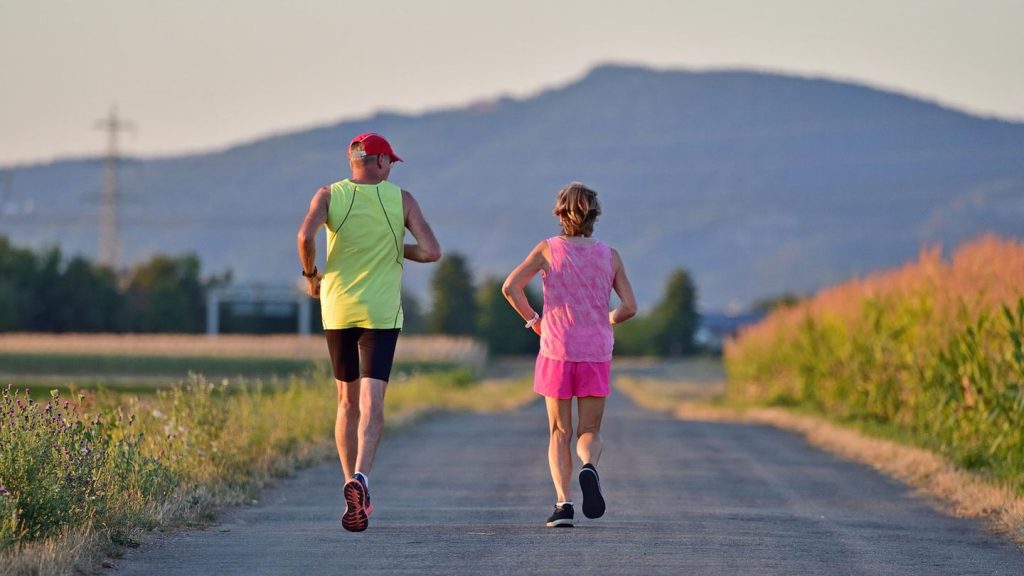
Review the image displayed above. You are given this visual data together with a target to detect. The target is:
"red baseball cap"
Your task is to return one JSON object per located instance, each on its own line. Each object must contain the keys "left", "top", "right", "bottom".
{"left": 349, "top": 132, "right": 403, "bottom": 163}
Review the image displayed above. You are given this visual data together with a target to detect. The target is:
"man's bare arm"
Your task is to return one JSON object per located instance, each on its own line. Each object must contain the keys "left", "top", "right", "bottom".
{"left": 296, "top": 186, "right": 330, "bottom": 298}
{"left": 402, "top": 189, "right": 441, "bottom": 263}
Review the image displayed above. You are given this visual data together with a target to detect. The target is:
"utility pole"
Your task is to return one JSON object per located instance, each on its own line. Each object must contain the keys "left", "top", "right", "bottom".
{"left": 95, "top": 105, "right": 133, "bottom": 268}
{"left": 0, "top": 170, "right": 11, "bottom": 214}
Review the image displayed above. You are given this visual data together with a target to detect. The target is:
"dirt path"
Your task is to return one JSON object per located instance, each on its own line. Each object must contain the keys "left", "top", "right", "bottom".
{"left": 110, "top": 380, "right": 1022, "bottom": 575}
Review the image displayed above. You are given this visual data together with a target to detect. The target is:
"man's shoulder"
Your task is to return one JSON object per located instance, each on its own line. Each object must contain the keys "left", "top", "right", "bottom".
{"left": 321, "top": 179, "right": 356, "bottom": 197}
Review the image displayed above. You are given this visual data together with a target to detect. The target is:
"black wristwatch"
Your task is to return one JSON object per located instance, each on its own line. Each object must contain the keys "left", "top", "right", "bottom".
{"left": 301, "top": 266, "right": 318, "bottom": 278}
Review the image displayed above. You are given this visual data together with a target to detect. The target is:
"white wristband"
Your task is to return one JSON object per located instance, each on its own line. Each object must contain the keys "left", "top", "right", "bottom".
{"left": 524, "top": 313, "right": 540, "bottom": 329}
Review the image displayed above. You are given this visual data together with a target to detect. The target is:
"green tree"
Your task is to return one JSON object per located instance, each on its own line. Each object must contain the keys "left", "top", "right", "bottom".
{"left": 123, "top": 254, "right": 206, "bottom": 332}
{"left": 750, "top": 292, "right": 805, "bottom": 314}
{"left": 53, "top": 257, "right": 122, "bottom": 332}
{"left": 401, "top": 290, "right": 425, "bottom": 334}
{"left": 27, "top": 247, "right": 62, "bottom": 331}
{"left": 649, "top": 268, "right": 699, "bottom": 356}
{"left": 613, "top": 315, "right": 655, "bottom": 356}
{"left": 476, "top": 277, "right": 541, "bottom": 355}
{"left": 0, "top": 236, "right": 39, "bottom": 330}
{"left": 427, "top": 252, "right": 477, "bottom": 335}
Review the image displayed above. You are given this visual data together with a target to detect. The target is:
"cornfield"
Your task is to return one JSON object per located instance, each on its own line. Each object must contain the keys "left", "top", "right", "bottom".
{"left": 725, "top": 234, "right": 1024, "bottom": 484}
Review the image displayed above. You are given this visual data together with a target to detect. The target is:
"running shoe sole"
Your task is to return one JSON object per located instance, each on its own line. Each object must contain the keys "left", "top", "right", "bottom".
{"left": 579, "top": 468, "right": 606, "bottom": 519}
{"left": 546, "top": 518, "right": 574, "bottom": 528}
{"left": 342, "top": 479, "right": 370, "bottom": 532}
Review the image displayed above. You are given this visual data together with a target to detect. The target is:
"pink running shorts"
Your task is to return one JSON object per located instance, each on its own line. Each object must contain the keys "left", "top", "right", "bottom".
{"left": 534, "top": 354, "right": 611, "bottom": 399}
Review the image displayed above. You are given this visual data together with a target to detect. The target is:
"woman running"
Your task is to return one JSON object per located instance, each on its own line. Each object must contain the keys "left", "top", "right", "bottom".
{"left": 502, "top": 181, "right": 638, "bottom": 527}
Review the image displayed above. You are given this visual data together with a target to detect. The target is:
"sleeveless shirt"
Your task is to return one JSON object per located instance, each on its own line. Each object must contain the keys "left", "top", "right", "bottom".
{"left": 320, "top": 179, "right": 404, "bottom": 329}
{"left": 539, "top": 236, "right": 615, "bottom": 362}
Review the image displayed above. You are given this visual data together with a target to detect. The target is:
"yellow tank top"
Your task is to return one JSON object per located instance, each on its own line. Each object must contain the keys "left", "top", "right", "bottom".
{"left": 321, "top": 179, "right": 404, "bottom": 329}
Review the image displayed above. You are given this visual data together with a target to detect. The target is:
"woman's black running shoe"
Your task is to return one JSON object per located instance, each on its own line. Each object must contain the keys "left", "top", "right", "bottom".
{"left": 579, "top": 464, "right": 605, "bottom": 519}
{"left": 545, "top": 503, "right": 574, "bottom": 527}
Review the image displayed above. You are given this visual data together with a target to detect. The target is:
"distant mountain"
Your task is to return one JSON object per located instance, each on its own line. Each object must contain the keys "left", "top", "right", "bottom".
{"left": 2, "top": 64, "right": 1023, "bottom": 311}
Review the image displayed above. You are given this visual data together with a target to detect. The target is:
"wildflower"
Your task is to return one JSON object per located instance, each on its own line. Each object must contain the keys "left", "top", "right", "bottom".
{"left": 0, "top": 486, "right": 7, "bottom": 496}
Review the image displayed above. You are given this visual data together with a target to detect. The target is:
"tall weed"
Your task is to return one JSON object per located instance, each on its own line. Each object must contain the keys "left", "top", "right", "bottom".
{"left": 0, "top": 364, "right": 522, "bottom": 564}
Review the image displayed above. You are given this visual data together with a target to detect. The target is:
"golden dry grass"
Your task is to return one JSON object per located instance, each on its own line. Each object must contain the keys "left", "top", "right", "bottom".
{"left": 0, "top": 333, "right": 488, "bottom": 372}
{"left": 728, "top": 235, "right": 1024, "bottom": 357}
{"left": 615, "top": 365, "right": 1024, "bottom": 544}
{"left": 0, "top": 525, "right": 102, "bottom": 576}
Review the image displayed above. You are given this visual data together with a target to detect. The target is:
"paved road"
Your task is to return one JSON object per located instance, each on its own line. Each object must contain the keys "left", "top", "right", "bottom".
{"left": 112, "top": 388, "right": 1023, "bottom": 575}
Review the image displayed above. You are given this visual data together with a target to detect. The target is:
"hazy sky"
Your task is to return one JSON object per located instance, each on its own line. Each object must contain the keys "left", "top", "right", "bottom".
{"left": 1, "top": 0, "right": 1022, "bottom": 166}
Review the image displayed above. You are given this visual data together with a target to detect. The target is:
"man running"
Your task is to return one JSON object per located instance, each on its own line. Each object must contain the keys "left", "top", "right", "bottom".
{"left": 297, "top": 132, "right": 441, "bottom": 532}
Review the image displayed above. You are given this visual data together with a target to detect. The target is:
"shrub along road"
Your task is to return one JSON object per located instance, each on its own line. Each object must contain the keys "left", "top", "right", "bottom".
{"left": 111, "top": 383, "right": 1022, "bottom": 575}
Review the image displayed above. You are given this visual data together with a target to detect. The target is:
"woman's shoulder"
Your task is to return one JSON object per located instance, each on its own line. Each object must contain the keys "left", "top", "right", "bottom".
{"left": 542, "top": 236, "right": 565, "bottom": 250}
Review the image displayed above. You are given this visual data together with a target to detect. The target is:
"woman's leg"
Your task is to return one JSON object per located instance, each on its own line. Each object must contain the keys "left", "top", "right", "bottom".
{"left": 544, "top": 396, "right": 574, "bottom": 502}
{"left": 576, "top": 396, "right": 606, "bottom": 465}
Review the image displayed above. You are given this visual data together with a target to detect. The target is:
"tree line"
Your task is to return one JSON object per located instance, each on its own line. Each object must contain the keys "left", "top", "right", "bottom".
{"left": 0, "top": 236, "right": 699, "bottom": 355}
{"left": 0, "top": 236, "right": 220, "bottom": 333}
{"left": 416, "top": 253, "right": 699, "bottom": 356}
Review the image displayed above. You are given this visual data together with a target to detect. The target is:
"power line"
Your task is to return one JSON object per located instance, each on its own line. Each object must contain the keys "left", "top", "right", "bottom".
{"left": 95, "top": 106, "right": 134, "bottom": 268}
{"left": 1, "top": 213, "right": 296, "bottom": 228}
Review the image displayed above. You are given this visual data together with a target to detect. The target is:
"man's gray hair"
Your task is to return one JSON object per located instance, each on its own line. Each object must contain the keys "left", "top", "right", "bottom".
{"left": 349, "top": 142, "right": 380, "bottom": 164}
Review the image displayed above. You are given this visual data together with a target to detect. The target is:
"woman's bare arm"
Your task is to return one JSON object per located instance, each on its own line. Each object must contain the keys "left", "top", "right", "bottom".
{"left": 502, "top": 241, "right": 549, "bottom": 335}
{"left": 609, "top": 248, "right": 638, "bottom": 324}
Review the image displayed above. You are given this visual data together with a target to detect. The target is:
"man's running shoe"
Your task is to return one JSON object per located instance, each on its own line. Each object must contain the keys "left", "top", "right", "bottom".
{"left": 579, "top": 463, "right": 605, "bottom": 519}
{"left": 545, "top": 503, "right": 574, "bottom": 528}
{"left": 342, "top": 474, "right": 372, "bottom": 532}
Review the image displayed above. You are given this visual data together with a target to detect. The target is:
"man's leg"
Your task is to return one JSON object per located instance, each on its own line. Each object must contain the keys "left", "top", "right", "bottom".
{"left": 544, "top": 396, "right": 574, "bottom": 503}
{"left": 326, "top": 328, "right": 361, "bottom": 481}
{"left": 353, "top": 377, "right": 387, "bottom": 475}
{"left": 341, "top": 328, "right": 397, "bottom": 533}
{"left": 342, "top": 377, "right": 385, "bottom": 533}
{"left": 335, "top": 378, "right": 360, "bottom": 480}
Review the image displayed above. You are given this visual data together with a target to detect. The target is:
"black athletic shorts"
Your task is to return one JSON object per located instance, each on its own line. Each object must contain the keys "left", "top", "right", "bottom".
{"left": 324, "top": 328, "right": 401, "bottom": 382}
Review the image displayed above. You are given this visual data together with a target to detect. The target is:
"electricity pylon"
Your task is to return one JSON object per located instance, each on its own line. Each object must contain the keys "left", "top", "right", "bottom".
{"left": 95, "top": 106, "right": 133, "bottom": 268}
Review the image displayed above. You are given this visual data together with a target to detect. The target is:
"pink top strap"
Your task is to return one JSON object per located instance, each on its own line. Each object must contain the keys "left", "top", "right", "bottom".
{"left": 539, "top": 236, "right": 615, "bottom": 362}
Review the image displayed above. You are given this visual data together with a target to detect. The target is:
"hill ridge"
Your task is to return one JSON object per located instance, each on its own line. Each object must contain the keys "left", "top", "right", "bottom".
{"left": 2, "top": 64, "right": 1022, "bottom": 310}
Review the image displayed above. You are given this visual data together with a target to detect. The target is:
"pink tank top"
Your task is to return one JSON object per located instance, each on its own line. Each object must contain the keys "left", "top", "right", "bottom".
{"left": 539, "top": 236, "right": 615, "bottom": 362}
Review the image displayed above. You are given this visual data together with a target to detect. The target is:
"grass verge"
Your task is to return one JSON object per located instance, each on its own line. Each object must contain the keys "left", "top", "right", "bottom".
{"left": 0, "top": 366, "right": 533, "bottom": 575}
